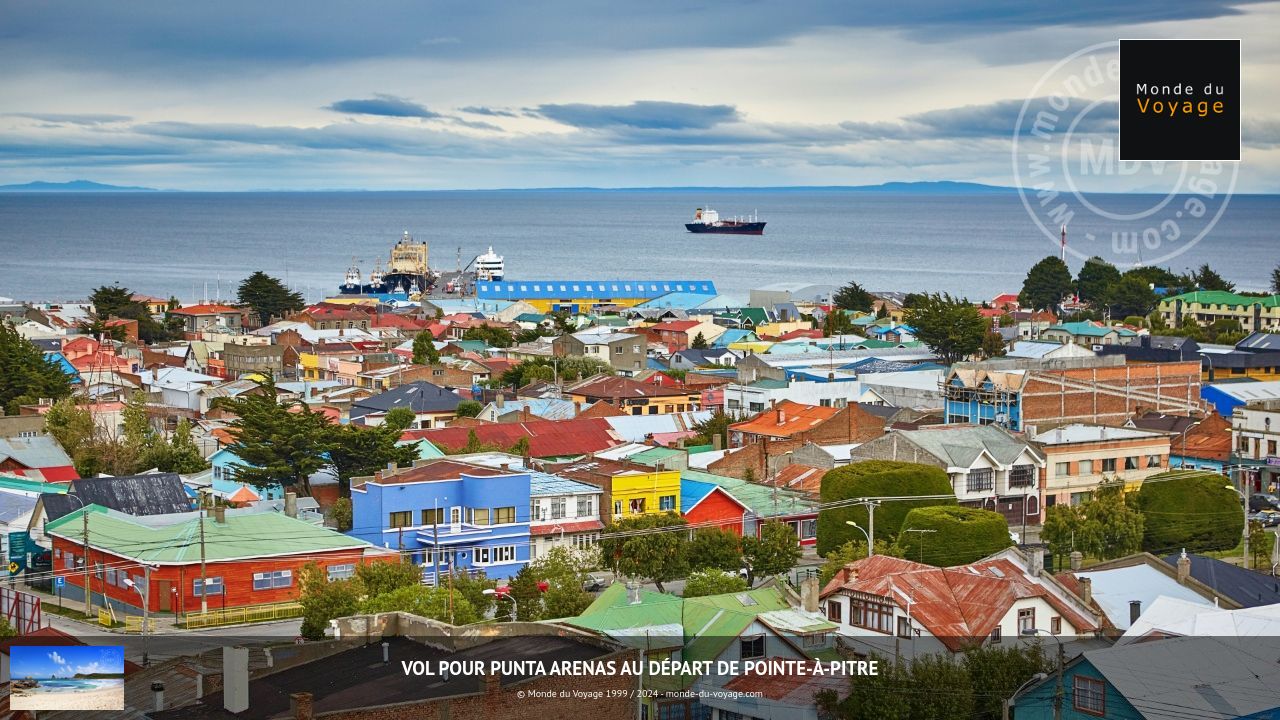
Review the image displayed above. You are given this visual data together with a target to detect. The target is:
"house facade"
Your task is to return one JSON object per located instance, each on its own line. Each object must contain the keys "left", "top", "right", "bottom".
{"left": 553, "top": 329, "right": 646, "bottom": 374}
{"left": 1031, "top": 424, "right": 1171, "bottom": 517}
{"left": 1157, "top": 290, "right": 1280, "bottom": 332}
{"left": 566, "top": 375, "right": 701, "bottom": 415}
{"left": 1231, "top": 398, "right": 1280, "bottom": 493}
{"left": 551, "top": 458, "right": 683, "bottom": 520}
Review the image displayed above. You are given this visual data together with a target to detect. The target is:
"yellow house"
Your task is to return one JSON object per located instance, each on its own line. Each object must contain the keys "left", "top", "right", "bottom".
{"left": 729, "top": 340, "right": 775, "bottom": 354}
{"left": 756, "top": 320, "right": 811, "bottom": 338}
{"left": 1158, "top": 290, "right": 1280, "bottom": 332}
{"left": 297, "top": 351, "right": 322, "bottom": 381}
{"left": 557, "top": 460, "right": 682, "bottom": 520}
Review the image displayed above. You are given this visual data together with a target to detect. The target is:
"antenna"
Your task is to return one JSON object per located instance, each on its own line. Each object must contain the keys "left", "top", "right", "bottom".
{"left": 1060, "top": 225, "right": 1067, "bottom": 263}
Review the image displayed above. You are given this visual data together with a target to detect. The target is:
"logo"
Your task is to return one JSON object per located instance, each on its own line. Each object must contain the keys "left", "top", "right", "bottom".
{"left": 1012, "top": 41, "right": 1237, "bottom": 267}
{"left": 1120, "top": 39, "right": 1240, "bottom": 161}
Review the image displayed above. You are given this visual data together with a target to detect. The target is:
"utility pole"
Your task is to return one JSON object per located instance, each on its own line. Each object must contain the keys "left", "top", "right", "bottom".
{"left": 199, "top": 513, "right": 208, "bottom": 614}
{"left": 82, "top": 508, "right": 92, "bottom": 617}
{"left": 854, "top": 499, "right": 881, "bottom": 556}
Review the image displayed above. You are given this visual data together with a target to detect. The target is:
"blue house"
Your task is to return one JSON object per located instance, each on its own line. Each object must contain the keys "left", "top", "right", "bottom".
{"left": 1014, "top": 636, "right": 1280, "bottom": 719}
{"left": 208, "top": 447, "right": 285, "bottom": 501}
{"left": 348, "top": 459, "right": 531, "bottom": 581}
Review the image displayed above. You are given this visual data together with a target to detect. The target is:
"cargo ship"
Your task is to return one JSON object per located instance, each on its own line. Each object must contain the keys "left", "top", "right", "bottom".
{"left": 338, "top": 231, "right": 439, "bottom": 295}
{"left": 685, "top": 208, "right": 766, "bottom": 235}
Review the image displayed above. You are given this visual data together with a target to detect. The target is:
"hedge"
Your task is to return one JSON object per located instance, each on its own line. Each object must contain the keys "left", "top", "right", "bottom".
{"left": 895, "top": 506, "right": 1013, "bottom": 566}
{"left": 817, "top": 461, "right": 955, "bottom": 556}
{"left": 1133, "top": 470, "right": 1244, "bottom": 554}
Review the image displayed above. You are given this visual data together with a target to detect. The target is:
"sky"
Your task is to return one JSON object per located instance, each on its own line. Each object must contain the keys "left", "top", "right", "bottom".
{"left": 1, "top": 1, "right": 1278, "bottom": 191}
{"left": 10, "top": 645, "right": 124, "bottom": 679}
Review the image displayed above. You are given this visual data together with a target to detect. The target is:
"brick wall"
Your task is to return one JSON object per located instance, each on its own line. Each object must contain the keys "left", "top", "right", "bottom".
{"left": 725, "top": 404, "right": 887, "bottom": 478}
{"left": 1021, "top": 361, "right": 1203, "bottom": 431}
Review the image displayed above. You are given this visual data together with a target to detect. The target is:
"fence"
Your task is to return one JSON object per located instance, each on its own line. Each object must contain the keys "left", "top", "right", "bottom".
{"left": 124, "top": 616, "right": 157, "bottom": 633}
{"left": 182, "top": 601, "right": 303, "bottom": 629}
{"left": 0, "top": 586, "right": 41, "bottom": 635}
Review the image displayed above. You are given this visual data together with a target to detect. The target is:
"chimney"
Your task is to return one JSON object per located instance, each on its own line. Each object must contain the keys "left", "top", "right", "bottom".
{"left": 1176, "top": 549, "right": 1191, "bottom": 584}
{"left": 496, "top": 393, "right": 505, "bottom": 409}
{"left": 483, "top": 674, "right": 501, "bottom": 695}
{"left": 1029, "top": 547, "right": 1044, "bottom": 577}
{"left": 214, "top": 506, "right": 226, "bottom": 524}
{"left": 522, "top": 406, "right": 532, "bottom": 422}
{"left": 499, "top": 462, "right": 510, "bottom": 471}
{"left": 151, "top": 682, "right": 165, "bottom": 712}
{"left": 1129, "top": 600, "right": 1142, "bottom": 625}
{"left": 574, "top": 401, "right": 582, "bottom": 417}
{"left": 776, "top": 408, "right": 785, "bottom": 425}
{"left": 290, "top": 692, "right": 315, "bottom": 720}
{"left": 627, "top": 581, "right": 642, "bottom": 605}
{"left": 382, "top": 641, "right": 390, "bottom": 664}
{"left": 284, "top": 492, "right": 297, "bottom": 519}
{"left": 387, "top": 461, "right": 398, "bottom": 473}
{"left": 1069, "top": 551, "right": 1083, "bottom": 571}
{"left": 223, "top": 646, "right": 249, "bottom": 714}
{"left": 1079, "top": 577, "right": 1092, "bottom": 606}
{"left": 713, "top": 434, "right": 723, "bottom": 451}
{"left": 800, "top": 576, "right": 819, "bottom": 613}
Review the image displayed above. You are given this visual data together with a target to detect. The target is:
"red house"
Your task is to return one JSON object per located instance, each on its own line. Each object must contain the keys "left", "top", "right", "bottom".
{"left": 46, "top": 506, "right": 395, "bottom": 616}
{"left": 681, "top": 478, "right": 749, "bottom": 535}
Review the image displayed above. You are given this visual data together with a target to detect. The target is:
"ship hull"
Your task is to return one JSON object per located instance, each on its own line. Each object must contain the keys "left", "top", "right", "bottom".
{"left": 685, "top": 222, "right": 766, "bottom": 235}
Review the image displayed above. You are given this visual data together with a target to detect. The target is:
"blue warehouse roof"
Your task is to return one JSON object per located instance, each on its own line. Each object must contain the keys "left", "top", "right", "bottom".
{"left": 477, "top": 280, "right": 717, "bottom": 300}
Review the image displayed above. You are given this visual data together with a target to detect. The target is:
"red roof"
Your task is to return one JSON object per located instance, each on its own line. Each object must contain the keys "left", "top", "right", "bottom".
{"left": 27, "top": 465, "right": 80, "bottom": 482}
{"left": 366, "top": 460, "right": 506, "bottom": 485}
{"left": 530, "top": 519, "right": 605, "bottom": 536}
{"left": 304, "top": 302, "right": 373, "bottom": 320}
{"left": 722, "top": 657, "right": 848, "bottom": 703}
{"left": 730, "top": 400, "right": 840, "bottom": 438}
{"left": 775, "top": 328, "right": 824, "bottom": 341}
{"left": 650, "top": 320, "right": 700, "bottom": 332}
{"left": 821, "top": 554, "right": 1098, "bottom": 652}
{"left": 370, "top": 313, "right": 428, "bottom": 330}
{"left": 571, "top": 375, "right": 691, "bottom": 399}
{"left": 769, "top": 464, "right": 826, "bottom": 494}
{"left": 403, "top": 418, "right": 622, "bottom": 458}
{"left": 173, "top": 303, "right": 241, "bottom": 315}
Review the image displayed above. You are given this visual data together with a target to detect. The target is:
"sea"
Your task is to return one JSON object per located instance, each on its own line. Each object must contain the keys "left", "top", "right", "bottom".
{"left": 0, "top": 190, "right": 1275, "bottom": 303}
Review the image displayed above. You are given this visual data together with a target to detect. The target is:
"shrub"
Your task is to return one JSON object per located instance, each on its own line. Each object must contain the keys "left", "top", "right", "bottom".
{"left": 1134, "top": 470, "right": 1244, "bottom": 554}
{"left": 683, "top": 569, "right": 748, "bottom": 598}
{"left": 895, "top": 506, "right": 1013, "bottom": 566}
{"left": 817, "top": 461, "right": 955, "bottom": 556}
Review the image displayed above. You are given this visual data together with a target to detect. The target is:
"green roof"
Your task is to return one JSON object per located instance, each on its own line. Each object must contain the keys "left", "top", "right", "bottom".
{"left": 399, "top": 438, "right": 446, "bottom": 460}
{"left": 626, "top": 447, "right": 686, "bottom": 465}
{"left": 46, "top": 506, "right": 378, "bottom": 564}
{"left": 684, "top": 444, "right": 715, "bottom": 455}
{"left": 0, "top": 476, "right": 66, "bottom": 495}
{"left": 1160, "top": 290, "right": 1280, "bottom": 309}
{"left": 448, "top": 340, "right": 490, "bottom": 352}
{"left": 1046, "top": 321, "right": 1135, "bottom": 337}
{"left": 514, "top": 313, "right": 547, "bottom": 323}
{"left": 681, "top": 469, "right": 817, "bottom": 516}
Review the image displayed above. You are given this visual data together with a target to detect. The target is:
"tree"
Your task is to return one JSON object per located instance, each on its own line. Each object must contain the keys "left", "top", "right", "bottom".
{"left": 361, "top": 585, "right": 480, "bottom": 624}
{"left": 455, "top": 399, "right": 482, "bottom": 418}
{"left": 741, "top": 521, "right": 801, "bottom": 585}
{"left": 817, "top": 462, "right": 956, "bottom": 556}
{"left": 902, "top": 293, "right": 986, "bottom": 365}
{"left": 412, "top": 332, "right": 439, "bottom": 365}
{"left": 331, "top": 497, "right": 353, "bottom": 531}
{"left": 894, "top": 506, "right": 1014, "bottom": 566}
{"left": 1191, "top": 263, "right": 1235, "bottom": 292}
{"left": 214, "top": 376, "right": 334, "bottom": 495}
{"left": 691, "top": 331, "right": 708, "bottom": 349}
{"left": 237, "top": 271, "right": 304, "bottom": 326}
{"left": 0, "top": 617, "right": 15, "bottom": 639}
{"left": 686, "top": 528, "right": 743, "bottom": 572}
{"left": 499, "top": 356, "right": 613, "bottom": 388}
{"left": 599, "top": 513, "right": 688, "bottom": 592}
{"left": 326, "top": 422, "right": 418, "bottom": 494}
{"left": 1018, "top": 256, "right": 1074, "bottom": 311}
{"left": 1134, "top": 471, "right": 1242, "bottom": 554}
{"left": 1248, "top": 520, "right": 1270, "bottom": 570}
{"left": 834, "top": 281, "right": 874, "bottom": 312}
{"left": 1272, "top": 263, "right": 1280, "bottom": 293}
{"left": 298, "top": 562, "right": 362, "bottom": 640}
{"left": 980, "top": 331, "right": 1006, "bottom": 359}
{"left": 823, "top": 310, "right": 857, "bottom": 338}
{"left": 44, "top": 399, "right": 102, "bottom": 477}
{"left": 509, "top": 545, "right": 595, "bottom": 620}
{"left": 164, "top": 419, "right": 209, "bottom": 472}
{"left": 461, "top": 324, "right": 514, "bottom": 348}
{"left": 448, "top": 570, "right": 498, "bottom": 618}
{"left": 690, "top": 410, "right": 732, "bottom": 446}
{"left": 86, "top": 285, "right": 180, "bottom": 343}
{"left": 1076, "top": 256, "right": 1121, "bottom": 306}
{"left": 1042, "top": 480, "right": 1143, "bottom": 563}
{"left": 1108, "top": 274, "right": 1159, "bottom": 318}
{"left": 682, "top": 569, "right": 748, "bottom": 598}
{"left": 0, "top": 322, "right": 73, "bottom": 414}
{"left": 819, "top": 539, "right": 899, "bottom": 585}
{"left": 354, "top": 560, "right": 422, "bottom": 599}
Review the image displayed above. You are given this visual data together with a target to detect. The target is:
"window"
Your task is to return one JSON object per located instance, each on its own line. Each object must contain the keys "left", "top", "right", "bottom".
{"left": 470, "top": 508, "right": 490, "bottom": 526}
{"left": 253, "top": 570, "right": 292, "bottom": 590}
{"left": 105, "top": 568, "right": 117, "bottom": 586}
{"left": 493, "top": 506, "right": 516, "bottom": 524}
{"left": 551, "top": 497, "right": 566, "bottom": 520}
{"left": 659, "top": 495, "right": 676, "bottom": 511}
{"left": 1146, "top": 455, "right": 1162, "bottom": 468}
{"left": 1078, "top": 460, "right": 1094, "bottom": 475}
{"left": 389, "top": 511, "right": 412, "bottom": 528}
{"left": 327, "top": 564, "right": 355, "bottom": 581}
{"left": 1018, "top": 608, "right": 1035, "bottom": 634}
{"left": 990, "top": 625, "right": 1002, "bottom": 643}
{"left": 802, "top": 633, "right": 826, "bottom": 648}
{"left": 531, "top": 501, "right": 544, "bottom": 522}
{"left": 475, "top": 545, "right": 517, "bottom": 565}
{"left": 1124, "top": 456, "right": 1139, "bottom": 470}
{"left": 851, "top": 599, "right": 895, "bottom": 633}
{"left": 966, "top": 468, "right": 994, "bottom": 493}
{"left": 1101, "top": 458, "right": 1116, "bottom": 473}
{"left": 1055, "top": 461, "right": 1071, "bottom": 476}
{"left": 193, "top": 577, "right": 225, "bottom": 596}
{"left": 1073, "top": 676, "right": 1106, "bottom": 715}
{"left": 614, "top": 346, "right": 623, "bottom": 354}
{"left": 629, "top": 498, "right": 646, "bottom": 514}
{"left": 1051, "top": 616, "right": 1062, "bottom": 635}
{"left": 800, "top": 519, "right": 817, "bottom": 539}
{"left": 827, "top": 600, "right": 843, "bottom": 623}
{"left": 1009, "top": 464, "right": 1036, "bottom": 488}
{"left": 577, "top": 496, "right": 593, "bottom": 516}
{"left": 421, "top": 508, "right": 444, "bottom": 526}
{"left": 739, "top": 635, "right": 764, "bottom": 659}
{"left": 64, "top": 553, "right": 76, "bottom": 570}
{"left": 614, "top": 501, "right": 623, "bottom": 516}
{"left": 897, "top": 616, "right": 913, "bottom": 638}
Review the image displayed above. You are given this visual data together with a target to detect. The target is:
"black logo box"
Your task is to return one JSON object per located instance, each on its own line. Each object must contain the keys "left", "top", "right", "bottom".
{"left": 1119, "top": 39, "right": 1240, "bottom": 161}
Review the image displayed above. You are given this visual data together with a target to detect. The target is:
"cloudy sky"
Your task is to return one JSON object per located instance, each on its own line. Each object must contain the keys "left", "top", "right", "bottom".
{"left": 2, "top": 1, "right": 1278, "bottom": 191}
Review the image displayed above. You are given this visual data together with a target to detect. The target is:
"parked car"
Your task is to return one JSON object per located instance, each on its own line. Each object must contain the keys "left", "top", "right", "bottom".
{"left": 1248, "top": 510, "right": 1280, "bottom": 528}
{"left": 582, "top": 575, "right": 605, "bottom": 592}
{"left": 1249, "top": 494, "right": 1280, "bottom": 512}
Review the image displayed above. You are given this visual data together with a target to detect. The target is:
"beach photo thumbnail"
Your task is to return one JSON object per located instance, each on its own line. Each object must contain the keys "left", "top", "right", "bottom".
{"left": 9, "top": 645, "right": 125, "bottom": 711}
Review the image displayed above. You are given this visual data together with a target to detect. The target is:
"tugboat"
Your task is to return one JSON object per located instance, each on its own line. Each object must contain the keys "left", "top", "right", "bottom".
{"left": 685, "top": 207, "right": 765, "bottom": 235}
{"left": 337, "top": 231, "right": 438, "bottom": 295}
{"left": 340, "top": 258, "right": 363, "bottom": 294}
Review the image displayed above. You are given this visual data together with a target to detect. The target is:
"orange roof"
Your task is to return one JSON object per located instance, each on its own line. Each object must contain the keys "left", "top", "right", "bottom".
{"left": 227, "top": 484, "right": 260, "bottom": 503}
{"left": 173, "top": 304, "right": 241, "bottom": 315}
{"left": 730, "top": 400, "right": 840, "bottom": 438}
{"left": 650, "top": 320, "right": 701, "bottom": 332}
{"left": 770, "top": 464, "right": 826, "bottom": 494}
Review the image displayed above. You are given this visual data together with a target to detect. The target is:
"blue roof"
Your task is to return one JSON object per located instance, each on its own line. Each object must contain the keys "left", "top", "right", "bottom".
{"left": 530, "top": 471, "right": 603, "bottom": 497}
{"left": 477, "top": 280, "right": 717, "bottom": 300}
{"left": 633, "top": 291, "right": 724, "bottom": 310}
{"left": 713, "top": 329, "right": 758, "bottom": 346}
{"left": 680, "top": 479, "right": 719, "bottom": 512}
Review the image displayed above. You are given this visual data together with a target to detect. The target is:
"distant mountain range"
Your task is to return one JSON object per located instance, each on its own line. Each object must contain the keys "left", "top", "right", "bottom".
{"left": 0, "top": 180, "right": 159, "bottom": 192}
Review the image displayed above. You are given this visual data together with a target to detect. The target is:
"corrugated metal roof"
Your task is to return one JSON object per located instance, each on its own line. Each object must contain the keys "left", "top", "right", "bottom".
{"left": 0, "top": 436, "right": 74, "bottom": 470}
{"left": 603, "top": 411, "right": 713, "bottom": 442}
{"left": 478, "top": 280, "right": 716, "bottom": 300}
{"left": 1032, "top": 423, "right": 1167, "bottom": 445}
{"left": 404, "top": 417, "right": 621, "bottom": 457}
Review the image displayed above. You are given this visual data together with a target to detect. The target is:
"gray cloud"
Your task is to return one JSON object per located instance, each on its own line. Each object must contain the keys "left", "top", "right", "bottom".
{"left": 6, "top": 113, "right": 133, "bottom": 126}
{"left": 326, "top": 94, "right": 442, "bottom": 118}
{"left": 460, "top": 106, "right": 519, "bottom": 118}
{"left": 533, "top": 101, "right": 740, "bottom": 130}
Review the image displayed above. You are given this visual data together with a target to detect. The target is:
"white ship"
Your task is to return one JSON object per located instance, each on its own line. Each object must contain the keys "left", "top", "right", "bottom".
{"left": 474, "top": 246, "right": 505, "bottom": 282}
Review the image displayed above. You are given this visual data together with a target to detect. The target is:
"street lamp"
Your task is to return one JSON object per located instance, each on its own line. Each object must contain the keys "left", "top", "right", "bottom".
{"left": 1225, "top": 485, "right": 1250, "bottom": 568}
{"left": 1021, "top": 628, "right": 1064, "bottom": 720}
{"left": 482, "top": 588, "right": 517, "bottom": 622}
{"left": 845, "top": 521, "right": 872, "bottom": 558}
{"left": 121, "top": 567, "right": 153, "bottom": 667}
{"left": 1003, "top": 672, "right": 1048, "bottom": 720}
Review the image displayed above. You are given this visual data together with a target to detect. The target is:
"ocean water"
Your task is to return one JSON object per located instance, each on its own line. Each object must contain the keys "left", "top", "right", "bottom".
{"left": 0, "top": 190, "right": 1275, "bottom": 304}
{"left": 19, "top": 678, "right": 122, "bottom": 692}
